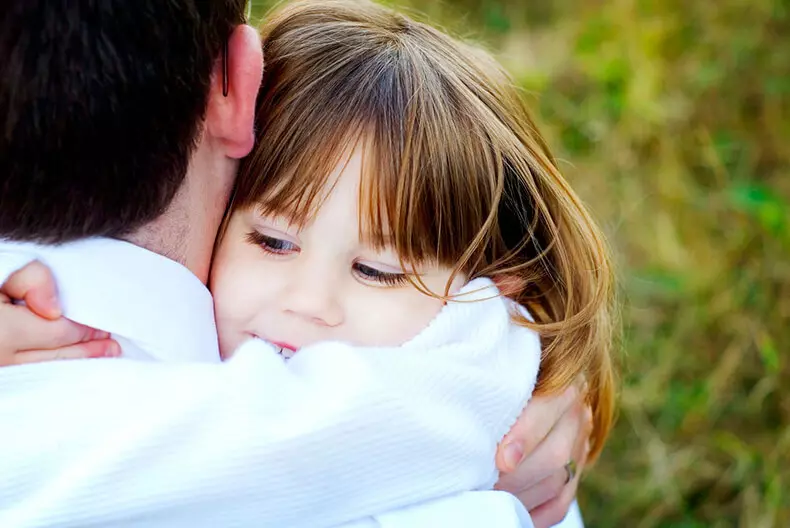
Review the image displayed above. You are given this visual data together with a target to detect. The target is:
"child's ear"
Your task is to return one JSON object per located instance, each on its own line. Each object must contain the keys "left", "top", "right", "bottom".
{"left": 493, "top": 274, "right": 527, "bottom": 297}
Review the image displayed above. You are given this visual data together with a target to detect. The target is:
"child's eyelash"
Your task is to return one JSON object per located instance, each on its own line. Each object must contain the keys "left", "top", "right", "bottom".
{"left": 353, "top": 262, "right": 408, "bottom": 286}
{"left": 245, "top": 231, "right": 408, "bottom": 286}
{"left": 245, "top": 231, "right": 298, "bottom": 255}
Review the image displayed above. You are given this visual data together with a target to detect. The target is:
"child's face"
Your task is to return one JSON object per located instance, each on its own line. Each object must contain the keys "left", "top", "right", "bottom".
{"left": 210, "top": 147, "right": 466, "bottom": 359}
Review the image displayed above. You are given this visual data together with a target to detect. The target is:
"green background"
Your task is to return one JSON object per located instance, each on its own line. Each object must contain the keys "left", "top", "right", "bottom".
{"left": 250, "top": 1, "right": 790, "bottom": 525}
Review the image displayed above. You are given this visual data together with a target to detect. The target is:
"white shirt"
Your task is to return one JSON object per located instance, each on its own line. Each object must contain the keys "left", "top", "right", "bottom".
{"left": 0, "top": 238, "right": 569, "bottom": 528}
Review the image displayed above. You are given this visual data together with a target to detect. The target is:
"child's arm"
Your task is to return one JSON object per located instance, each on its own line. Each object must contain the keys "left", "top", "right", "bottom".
{"left": 0, "top": 270, "right": 538, "bottom": 528}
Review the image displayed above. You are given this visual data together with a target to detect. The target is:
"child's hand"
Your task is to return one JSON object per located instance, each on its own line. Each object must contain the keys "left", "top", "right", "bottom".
{"left": 494, "top": 381, "right": 592, "bottom": 528}
{"left": 0, "top": 261, "right": 120, "bottom": 366}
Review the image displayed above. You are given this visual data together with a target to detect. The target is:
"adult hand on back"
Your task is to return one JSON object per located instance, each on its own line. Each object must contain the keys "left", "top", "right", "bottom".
{"left": 495, "top": 381, "right": 593, "bottom": 527}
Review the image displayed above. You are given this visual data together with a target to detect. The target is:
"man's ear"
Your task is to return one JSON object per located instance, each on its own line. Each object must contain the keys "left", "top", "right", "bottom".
{"left": 205, "top": 24, "right": 263, "bottom": 159}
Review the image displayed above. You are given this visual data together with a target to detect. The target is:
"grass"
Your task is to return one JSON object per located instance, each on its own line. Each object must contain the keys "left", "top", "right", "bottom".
{"left": 251, "top": 1, "right": 790, "bottom": 525}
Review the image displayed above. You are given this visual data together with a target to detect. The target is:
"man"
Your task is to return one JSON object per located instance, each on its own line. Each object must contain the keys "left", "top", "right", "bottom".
{"left": 0, "top": 1, "right": 590, "bottom": 526}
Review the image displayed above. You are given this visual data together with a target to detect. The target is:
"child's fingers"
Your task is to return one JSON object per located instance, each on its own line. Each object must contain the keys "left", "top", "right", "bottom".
{"left": 2, "top": 261, "right": 62, "bottom": 319}
{"left": 27, "top": 316, "right": 110, "bottom": 351}
{"left": 0, "top": 303, "right": 108, "bottom": 353}
{"left": 13, "top": 339, "right": 121, "bottom": 365}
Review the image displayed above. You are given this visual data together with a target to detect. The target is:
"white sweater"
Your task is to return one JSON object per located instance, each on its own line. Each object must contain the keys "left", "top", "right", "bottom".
{"left": 0, "top": 240, "right": 540, "bottom": 527}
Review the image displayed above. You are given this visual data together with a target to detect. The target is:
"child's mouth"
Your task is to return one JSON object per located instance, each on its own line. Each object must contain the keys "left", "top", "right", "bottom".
{"left": 273, "top": 345, "right": 296, "bottom": 360}
{"left": 268, "top": 340, "right": 298, "bottom": 360}
{"left": 250, "top": 334, "right": 299, "bottom": 360}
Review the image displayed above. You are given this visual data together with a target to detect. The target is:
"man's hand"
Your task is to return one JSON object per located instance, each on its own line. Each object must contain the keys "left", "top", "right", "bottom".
{"left": 0, "top": 261, "right": 119, "bottom": 366}
{"left": 495, "top": 382, "right": 593, "bottom": 527}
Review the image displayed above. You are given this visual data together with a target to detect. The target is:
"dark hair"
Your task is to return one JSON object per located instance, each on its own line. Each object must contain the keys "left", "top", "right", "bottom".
{"left": 0, "top": 0, "right": 246, "bottom": 243}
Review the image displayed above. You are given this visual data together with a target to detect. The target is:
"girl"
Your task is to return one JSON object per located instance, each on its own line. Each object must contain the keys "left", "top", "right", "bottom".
{"left": 215, "top": 0, "right": 614, "bottom": 459}
{"left": 0, "top": 0, "right": 615, "bottom": 525}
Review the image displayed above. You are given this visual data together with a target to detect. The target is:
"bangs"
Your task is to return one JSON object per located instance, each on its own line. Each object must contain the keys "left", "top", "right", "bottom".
{"left": 241, "top": 122, "right": 365, "bottom": 231}
{"left": 233, "top": 0, "right": 540, "bottom": 288}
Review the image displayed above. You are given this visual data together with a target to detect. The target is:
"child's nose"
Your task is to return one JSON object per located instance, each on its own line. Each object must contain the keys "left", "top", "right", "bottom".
{"left": 281, "top": 263, "right": 343, "bottom": 328}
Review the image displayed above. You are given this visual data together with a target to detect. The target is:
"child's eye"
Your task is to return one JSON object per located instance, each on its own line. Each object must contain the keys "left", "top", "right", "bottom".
{"left": 353, "top": 262, "right": 408, "bottom": 287}
{"left": 246, "top": 231, "right": 299, "bottom": 255}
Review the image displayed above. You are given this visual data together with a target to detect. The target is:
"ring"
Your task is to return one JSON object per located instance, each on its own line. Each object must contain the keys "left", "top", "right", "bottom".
{"left": 564, "top": 459, "right": 577, "bottom": 484}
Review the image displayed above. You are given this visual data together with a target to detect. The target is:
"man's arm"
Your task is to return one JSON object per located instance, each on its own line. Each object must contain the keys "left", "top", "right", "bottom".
{"left": 0, "top": 345, "right": 508, "bottom": 527}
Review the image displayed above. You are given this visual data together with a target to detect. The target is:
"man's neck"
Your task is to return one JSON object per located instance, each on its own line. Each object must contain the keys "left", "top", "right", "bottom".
{"left": 122, "top": 189, "right": 216, "bottom": 285}
{"left": 121, "top": 138, "right": 238, "bottom": 285}
{"left": 122, "top": 222, "right": 189, "bottom": 274}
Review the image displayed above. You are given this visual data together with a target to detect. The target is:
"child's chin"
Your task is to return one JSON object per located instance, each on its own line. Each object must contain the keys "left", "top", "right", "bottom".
{"left": 217, "top": 335, "right": 241, "bottom": 361}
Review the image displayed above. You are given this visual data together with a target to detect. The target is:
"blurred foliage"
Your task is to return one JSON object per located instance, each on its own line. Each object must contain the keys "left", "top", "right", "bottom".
{"left": 251, "top": 0, "right": 790, "bottom": 525}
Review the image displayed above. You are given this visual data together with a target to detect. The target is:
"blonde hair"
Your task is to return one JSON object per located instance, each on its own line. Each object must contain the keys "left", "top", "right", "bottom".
{"left": 234, "top": 0, "right": 616, "bottom": 462}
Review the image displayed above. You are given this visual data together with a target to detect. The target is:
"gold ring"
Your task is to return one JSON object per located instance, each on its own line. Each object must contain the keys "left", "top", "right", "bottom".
{"left": 564, "top": 459, "right": 577, "bottom": 484}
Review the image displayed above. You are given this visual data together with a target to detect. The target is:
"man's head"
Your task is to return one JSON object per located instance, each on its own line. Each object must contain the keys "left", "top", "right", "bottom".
{"left": 0, "top": 1, "right": 262, "bottom": 282}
